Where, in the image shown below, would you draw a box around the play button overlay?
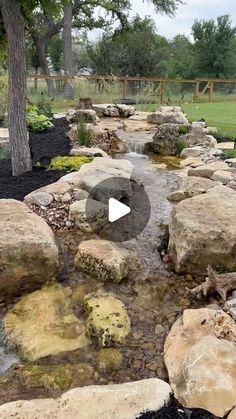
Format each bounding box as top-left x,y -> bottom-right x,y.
109,198 -> 130,223
85,177 -> 151,242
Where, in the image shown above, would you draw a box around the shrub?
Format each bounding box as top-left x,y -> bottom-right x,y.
76,117 -> 91,146
0,75 -> 8,117
36,94 -> 53,118
178,125 -> 190,135
26,105 -> 54,132
49,155 -> 92,171
175,140 -> 186,156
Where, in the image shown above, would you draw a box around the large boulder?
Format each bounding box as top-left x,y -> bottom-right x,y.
188,161 -> 233,179
92,104 -> 120,117
4,286 -> 90,361
69,199 -> 107,233
90,125 -> 128,154
0,378 -> 172,419
0,200 -> 58,300
168,185 -> 236,274
153,124 -> 214,156
148,106 -> 188,125
164,308 -> 236,417
66,109 -> 97,124
70,146 -> 108,158
168,176 -> 216,203
60,158 -> 133,200
84,292 -> 130,346
74,239 -> 138,282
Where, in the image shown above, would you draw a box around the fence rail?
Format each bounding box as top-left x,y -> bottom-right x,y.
26,75 -> 236,104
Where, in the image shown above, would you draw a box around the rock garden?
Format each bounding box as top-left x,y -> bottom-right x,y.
0,103 -> 236,419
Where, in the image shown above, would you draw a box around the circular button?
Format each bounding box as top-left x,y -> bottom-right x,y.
85,177 -> 151,242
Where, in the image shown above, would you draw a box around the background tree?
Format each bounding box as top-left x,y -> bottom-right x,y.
192,15 -> 236,78
85,17 -> 169,77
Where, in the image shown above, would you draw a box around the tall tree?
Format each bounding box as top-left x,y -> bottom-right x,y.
0,0 -> 32,176
0,0 -> 66,176
192,15 -> 236,78
63,1 -> 74,98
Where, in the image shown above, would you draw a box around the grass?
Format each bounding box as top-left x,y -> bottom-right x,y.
137,102 -> 236,139
223,149 -> 236,158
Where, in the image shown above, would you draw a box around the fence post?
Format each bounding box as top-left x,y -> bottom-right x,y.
123,78 -> 128,100
160,81 -> 165,103
194,81 -> 200,101
209,81 -> 214,102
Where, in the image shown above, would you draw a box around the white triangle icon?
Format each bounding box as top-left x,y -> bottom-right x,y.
108,198 -> 131,223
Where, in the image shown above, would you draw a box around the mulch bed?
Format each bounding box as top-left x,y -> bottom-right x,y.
0,118 -> 71,201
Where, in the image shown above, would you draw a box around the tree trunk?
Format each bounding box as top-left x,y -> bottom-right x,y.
0,0 -> 32,176
34,37 -> 55,97
63,2 -> 74,99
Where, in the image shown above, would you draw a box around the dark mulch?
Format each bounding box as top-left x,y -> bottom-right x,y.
138,398 -> 218,419
29,117 -> 71,164
0,118 -> 71,201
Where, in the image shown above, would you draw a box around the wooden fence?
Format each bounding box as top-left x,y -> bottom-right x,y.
26,75 -> 236,103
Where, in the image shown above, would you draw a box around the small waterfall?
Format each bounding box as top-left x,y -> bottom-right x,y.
128,141 -> 147,154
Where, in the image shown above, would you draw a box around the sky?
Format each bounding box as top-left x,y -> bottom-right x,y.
130,0 -> 236,40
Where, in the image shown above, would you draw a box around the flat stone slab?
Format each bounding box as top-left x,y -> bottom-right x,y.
0,128 -> 9,140
217,142 -> 234,149
0,378 -> 172,419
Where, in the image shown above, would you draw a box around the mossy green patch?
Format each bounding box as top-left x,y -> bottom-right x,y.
49,155 -> 92,171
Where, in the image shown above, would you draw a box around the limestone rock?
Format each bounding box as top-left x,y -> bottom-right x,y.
0,378 -> 172,419
129,111 -> 151,121
179,157 -> 203,168
168,185 -> 236,274
226,158 -> 236,168
180,146 -> 203,158
164,308 -> 236,417
70,146 -> 108,158
148,106 -> 188,125
90,125 -> 128,154
69,199 -> 107,233
0,200 -> 58,300
4,286 -> 90,361
168,176 -> 215,202
229,407 -> 236,418
153,124 -> 213,156
188,161 -> 233,179
24,191 -> 53,207
61,158 -> 133,200
34,181 -> 73,202
211,170 -> 236,184
75,239 -> 138,282
116,104 -> 135,117
93,104 -> 119,117
75,109 -> 97,124
224,298 -> 236,320
74,189 -> 89,201
84,292 -> 130,346
96,348 -> 123,373
66,108 -> 97,124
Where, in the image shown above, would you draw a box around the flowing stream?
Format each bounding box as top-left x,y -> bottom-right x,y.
0,131 -> 201,402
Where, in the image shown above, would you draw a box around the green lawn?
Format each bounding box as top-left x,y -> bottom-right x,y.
46,97 -> 236,139
182,102 -> 236,139
137,102 -> 236,139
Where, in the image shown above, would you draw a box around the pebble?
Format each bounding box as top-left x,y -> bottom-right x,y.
155,324 -> 165,336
